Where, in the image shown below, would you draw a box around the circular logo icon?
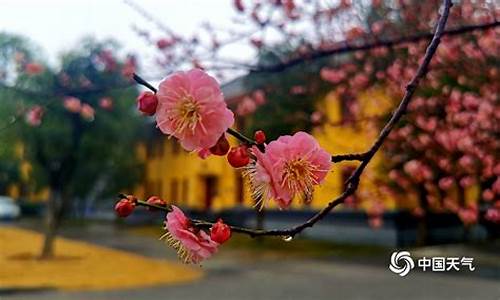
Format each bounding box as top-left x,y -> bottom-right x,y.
389,251 -> 415,277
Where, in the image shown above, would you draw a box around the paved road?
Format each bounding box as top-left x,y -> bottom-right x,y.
1,221 -> 499,300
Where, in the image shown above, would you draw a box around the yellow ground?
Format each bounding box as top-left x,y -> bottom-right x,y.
0,226 -> 202,291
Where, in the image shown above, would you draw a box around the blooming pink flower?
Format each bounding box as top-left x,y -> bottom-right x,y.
403,160 -> 433,182
236,96 -> 257,116
438,177 -> 454,190
25,105 -> 44,127
252,90 -> 266,105
80,104 -> 95,121
63,97 -> 82,113
156,69 -> 234,152
482,189 -> 494,202
161,206 -> 219,264
485,207 -> 500,223
24,63 -> 44,75
245,132 -> 331,209
99,97 -> 113,110
320,67 -> 346,84
458,207 -> 478,226
368,216 -> 383,229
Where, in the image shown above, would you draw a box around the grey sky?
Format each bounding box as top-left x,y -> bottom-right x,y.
0,0 -> 242,78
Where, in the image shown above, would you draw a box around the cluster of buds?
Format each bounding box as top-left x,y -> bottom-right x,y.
205,130 -> 267,169
114,195 -> 168,218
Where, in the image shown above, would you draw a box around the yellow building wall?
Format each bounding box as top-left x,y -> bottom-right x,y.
312,88 -> 397,211
140,87 -> 404,213
141,136 -> 244,212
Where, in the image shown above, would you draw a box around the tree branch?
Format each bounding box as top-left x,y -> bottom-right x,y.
131,0 -> 452,238
251,19 -> 494,73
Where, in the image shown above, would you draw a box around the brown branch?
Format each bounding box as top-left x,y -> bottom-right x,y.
131,0 -> 452,238
250,20 -> 496,73
331,152 -> 367,163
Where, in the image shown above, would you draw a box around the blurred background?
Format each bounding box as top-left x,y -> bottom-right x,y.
0,0 -> 499,299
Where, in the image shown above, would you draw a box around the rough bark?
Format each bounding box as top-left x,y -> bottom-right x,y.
39,189 -> 62,259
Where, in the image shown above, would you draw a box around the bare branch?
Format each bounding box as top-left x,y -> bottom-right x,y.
251,19 -> 496,73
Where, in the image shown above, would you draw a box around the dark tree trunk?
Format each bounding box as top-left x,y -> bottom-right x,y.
457,185 -> 471,242
39,189 -> 68,259
416,186 -> 429,246
40,190 -> 61,259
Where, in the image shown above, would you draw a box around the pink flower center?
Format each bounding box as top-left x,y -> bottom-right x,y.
281,158 -> 319,202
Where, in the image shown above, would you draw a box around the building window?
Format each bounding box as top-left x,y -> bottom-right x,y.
172,139 -> 180,155
340,94 -> 357,125
182,179 -> 189,205
202,176 -> 218,211
171,179 -> 178,204
236,171 -> 244,205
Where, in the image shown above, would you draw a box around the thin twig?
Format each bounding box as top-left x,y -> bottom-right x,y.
133,73 -> 157,93
251,19 -> 493,73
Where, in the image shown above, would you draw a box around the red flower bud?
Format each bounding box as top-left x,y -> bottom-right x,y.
210,219 -> 231,244
114,199 -> 135,218
209,134 -> 230,156
146,196 -> 167,211
126,194 -> 138,205
156,38 -> 172,50
254,130 -> 266,144
137,91 -> 158,116
233,0 -> 244,12
227,146 -> 250,168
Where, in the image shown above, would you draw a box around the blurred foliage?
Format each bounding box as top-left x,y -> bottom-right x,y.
241,46 -> 335,140
0,32 -> 144,200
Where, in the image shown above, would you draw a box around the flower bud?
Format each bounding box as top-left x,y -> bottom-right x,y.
254,130 -> 266,144
137,91 -> 158,116
227,146 -> 250,168
146,196 -> 167,211
156,38 -> 172,50
114,199 -> 135,218
126,194 -> 138,205
209,134 -> 230,156
210,219 -> 231,244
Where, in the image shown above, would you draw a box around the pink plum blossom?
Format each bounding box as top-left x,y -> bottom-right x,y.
80,104 -> 95,121
485,208 -> 500,224
236,96 -> 257,116
24,63 -> 44,75
25,105 -> 44,127
252,89 -> 266,105
320,67 -> 346,84
458,207 -> 478,226
99,97 -> 113,110
156,69 -> 234,152
245,132 -> 331,209
63,97 -> 82,113
161,205 -> 219,264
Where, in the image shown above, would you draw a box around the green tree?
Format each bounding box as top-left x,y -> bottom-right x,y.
0,33 -> 143,258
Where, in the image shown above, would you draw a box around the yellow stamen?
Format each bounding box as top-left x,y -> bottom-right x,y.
170,93 -> 202,135
159,231 -> 194,264
281,158 -> 319,203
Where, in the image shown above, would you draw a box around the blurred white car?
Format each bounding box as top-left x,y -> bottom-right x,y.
0,196 -> 21,220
